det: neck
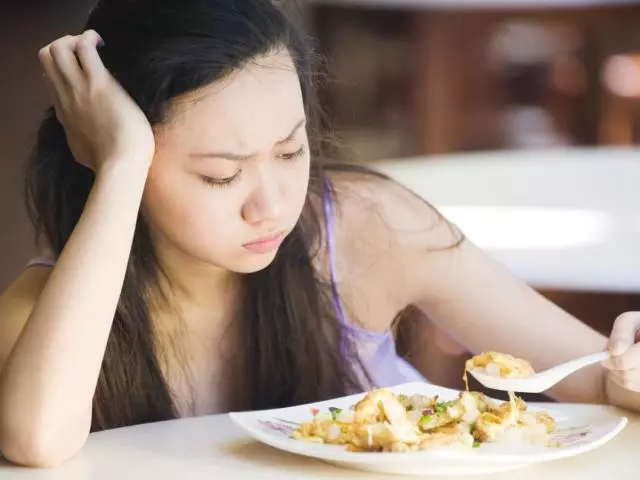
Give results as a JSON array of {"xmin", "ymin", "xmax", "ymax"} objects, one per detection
[{"xmin": 150, "ymin": 238, "xmax": 241, "ymax": 316}]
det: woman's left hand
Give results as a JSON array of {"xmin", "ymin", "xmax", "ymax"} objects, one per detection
[{"xmin": 604, "ymin": 312, "xmax": 640, "ymax": 392}]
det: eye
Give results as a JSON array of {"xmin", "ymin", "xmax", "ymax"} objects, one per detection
[
  {"xmin": 278, "ymin": 146, "xmax": 306, "ymax": 161},
  {"xmin": 200, "ymin": 171, "xmax": 241, "ymax": 189}
]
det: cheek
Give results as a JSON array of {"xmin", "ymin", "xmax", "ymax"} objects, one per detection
[{"xmin": 142, "ymin": 170, "xmax": 238, "ymax": 253}]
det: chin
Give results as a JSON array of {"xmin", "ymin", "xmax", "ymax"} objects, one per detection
[{"xmin": 226, "ymin": 250, "xmax": 280, "ymax": 274}]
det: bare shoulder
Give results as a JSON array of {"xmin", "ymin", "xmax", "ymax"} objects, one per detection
[
  {"xmin": 324, "ymin": 166, "xmax": 462, "ymax": 330},
  {"xmin": 0, "ymin": 266, "xmax": 52, "ymax": 367},
  {"xmin": 327, "ymin": 166, "xmax": 461, "ymax": 261}
]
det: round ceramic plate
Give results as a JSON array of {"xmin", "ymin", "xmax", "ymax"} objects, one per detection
[{"xmin": 229, "ymin": 382, "xmax": 627, "ymax": 476}]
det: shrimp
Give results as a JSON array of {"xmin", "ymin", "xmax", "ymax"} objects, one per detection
[{"xmin": 353, "ymin": 389, "xmax": 410, "ymax": 426}]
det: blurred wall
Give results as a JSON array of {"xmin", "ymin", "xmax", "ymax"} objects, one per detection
[{"xmin": 0, "ymin": 1, "xmax": 90, "ymax": 291}]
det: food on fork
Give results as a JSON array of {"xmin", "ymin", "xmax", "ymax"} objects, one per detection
[
  {"xmin": 466, "ymin": 351, "xmax": 536, "ymax": 379},
  {"xmin": 463, "ymin": 351, "xmax": 535, "ymax": 391}
]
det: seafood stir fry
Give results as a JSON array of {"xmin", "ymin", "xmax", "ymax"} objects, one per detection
[
  {"xmin": 464, "ymin": 351, "xmax": 535, "ymax": 384},
  {"xmin": 293, "ymin": 353, "xmax": 555, "ymax": 452}
]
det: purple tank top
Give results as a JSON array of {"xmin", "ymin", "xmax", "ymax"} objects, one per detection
[{"xmin": 322, "ymin": 178, "xmax": 427, "ymax": 388}]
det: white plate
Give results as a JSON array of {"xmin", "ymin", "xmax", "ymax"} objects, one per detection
[{"xmin": 229, "ymin": 382, "xmax": 627, "ymax": 476}]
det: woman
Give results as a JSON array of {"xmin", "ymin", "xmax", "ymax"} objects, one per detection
[{"xmin": 0, "ymin": 0, "xmax": 637, "ymax": 468}]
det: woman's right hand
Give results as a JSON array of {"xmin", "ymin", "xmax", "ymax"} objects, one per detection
[{"xmin": 38, "ymin": 30, "xmax": 155, "ymax": 172}]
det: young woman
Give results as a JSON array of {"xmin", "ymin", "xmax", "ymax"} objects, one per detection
[{"xmin": 0, "ymin": 0, "xmax": 637, "ymax": 468}]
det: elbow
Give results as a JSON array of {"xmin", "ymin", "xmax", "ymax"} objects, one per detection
[
  {"xmin": 2, "ymin": 449, "xmax": 65, "ymax": 469},
  {"xmin": 1, "ymin": 434, "xmax": 74, "ymax": 468},
  {"xmin": 0, "ymin": 389, "xmax": 92, "ymax": 468},
  {"xmin": 0, "ymin": 421, "xmax": 85, "ymax": 468}
]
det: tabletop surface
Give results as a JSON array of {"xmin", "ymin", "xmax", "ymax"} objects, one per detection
[
  {"xmin": 375, "ymin": 147, "xmax": 640, "ymax": 293},
  {"xmin": 0, "ymin": 404, "xmax": 637, "ymax": 479}
]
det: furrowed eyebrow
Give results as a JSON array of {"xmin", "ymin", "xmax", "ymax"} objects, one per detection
[{"xmin": 189, "ymin": 119, "xmax": 306, "ymax": 161}]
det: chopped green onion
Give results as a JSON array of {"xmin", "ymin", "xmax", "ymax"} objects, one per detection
[
  {"xmin": 473, "ymin": 440, "xmax": 482, "ymax": 448},
  {"xmin": 329, "ymin": 407, "xmax": 342, "ymax": 420},
  {"xmin": 420, "ymin": 415, "xmax": 433, "ymax": 425},
  {"xmin": 435, "ymin": 400, "xmax": 455, "ymax": 413}
]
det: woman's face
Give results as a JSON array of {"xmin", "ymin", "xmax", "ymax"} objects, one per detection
[{"xmin": 143, "ymin": 50, "xmax": 310, "ymax": 273}]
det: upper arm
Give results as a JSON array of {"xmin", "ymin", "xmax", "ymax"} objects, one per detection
[
  {"xmin": 0, "ymin": 267, "xmax": 52, "ymax": 371},
  {"xmin": 381, "ymin": 189, "xmax": 608, "ymax": 403},
  {"xmin": 332, "ymin": 168, "xmax": 607, "ymax": 403}
]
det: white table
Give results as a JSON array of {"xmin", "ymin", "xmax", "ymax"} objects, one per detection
[
  {"xmin": 1, "ymin": 407, "xmax": 638, "ymax": 479},
  {"xmin": 375, "ymin": 147, "xmax": 640, "ymax": 293}
]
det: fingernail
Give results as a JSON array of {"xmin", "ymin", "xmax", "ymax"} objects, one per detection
[{"xmin": 97, "ymin": 37, "xmax": 105, "ymax": 48}]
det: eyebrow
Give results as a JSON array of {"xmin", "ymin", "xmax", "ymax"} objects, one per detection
[{"xmin": 189, "ymin": 119, "xmax": 306, "ymax": 161}]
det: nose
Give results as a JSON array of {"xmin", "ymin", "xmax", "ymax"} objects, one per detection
[{"xmin": 241, "ymin": 172, "xmax": 284, "ymax": 226}]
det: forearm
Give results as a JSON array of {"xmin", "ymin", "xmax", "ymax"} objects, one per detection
[{"xmin": 0, "ymin": 159, "xmax": 149, "ymax": 464}]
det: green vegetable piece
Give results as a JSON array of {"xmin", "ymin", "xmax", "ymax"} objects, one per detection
[
  {"xmin": 420, "ymin": 415, "xmax": 433, "ymax": 425},
  {"xmin": 435, "ymin": 400, "xmax": 455, "ymax": 413},
  {"xmin": 329, "ymin": 407, "xmax": 342, "ymax": 420}
]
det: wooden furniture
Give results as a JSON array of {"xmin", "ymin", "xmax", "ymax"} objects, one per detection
[
  {"xmin": 308, "ymin": 0, "xmax": 640, "ymax": 159},
  {"xmin": 601, "ymin": 53, "xmax": 640, "ymax": 144}
]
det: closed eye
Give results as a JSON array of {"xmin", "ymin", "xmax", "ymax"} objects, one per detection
[
  {"xmin": 278, "ymin": 146, "xmax": 306, "ymax": 161},
  {"xmin": 200, "ymin": 171, "xmax": 241, "ymax": 189}
]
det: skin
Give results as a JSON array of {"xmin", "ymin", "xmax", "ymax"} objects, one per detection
[{"xmin": 0, "ymin": 30, "xmax": 638, "ymax": 468}]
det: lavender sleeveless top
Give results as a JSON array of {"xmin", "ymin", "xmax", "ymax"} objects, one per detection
[
  {"xmin": 321, "ymin": 179, "xmax": 427, "ymax": 388},
  {"xmin": 26, "ymin": 181, "xmax": 428, "ymax": 389}
]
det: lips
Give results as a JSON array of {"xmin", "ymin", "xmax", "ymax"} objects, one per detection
[{"xmin": 242, "ymin": 231, "xmax": 286, "ymax": 253}]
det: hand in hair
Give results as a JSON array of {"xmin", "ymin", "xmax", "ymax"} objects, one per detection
[{"xmin": 37, "ymin": 30, "xmax": 154, "ymax": 172}]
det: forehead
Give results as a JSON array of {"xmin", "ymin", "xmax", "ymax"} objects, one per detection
[{"xmin": 159, "ymin": 50, "xmax": 306, "ymax": 152}]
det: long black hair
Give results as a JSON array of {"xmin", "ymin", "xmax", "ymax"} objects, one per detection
[{"xmin": 25, "ymin": 0, "xmax": 365, "ymax": 431}]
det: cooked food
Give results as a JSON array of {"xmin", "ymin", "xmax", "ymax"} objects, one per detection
[
  {"xmin": 463, "ymin": 351, "xmax": 535, "ymax": 390},
  {"xmin": 466, "ymin": 351, "xmax": 536, "ymax": 379},
  {"xmin": 293, "ymin": 352, "xmax": 555, "ymax": 452},
  {"xmin": 293, "ymin": 388, "xmax": 555, "ymax": 452}
]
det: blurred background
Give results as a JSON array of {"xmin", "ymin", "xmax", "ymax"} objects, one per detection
[
  {"xmin": 309, "ymin": 1, "xmax": 640, "ymax": 158},
  {"xmin": 2, "ymin": 0, "xmax": 640, "ymax": 390}
]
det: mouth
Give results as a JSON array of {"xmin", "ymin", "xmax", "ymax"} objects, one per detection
[{"xmin": 242, "ymin": 231, "xmax": 287, "ymax": 254}]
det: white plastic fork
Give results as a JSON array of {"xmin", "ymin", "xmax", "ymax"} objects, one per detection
[{"xmin": 468, "ymin": 351, "xmax": 610, "ymax": 393}]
